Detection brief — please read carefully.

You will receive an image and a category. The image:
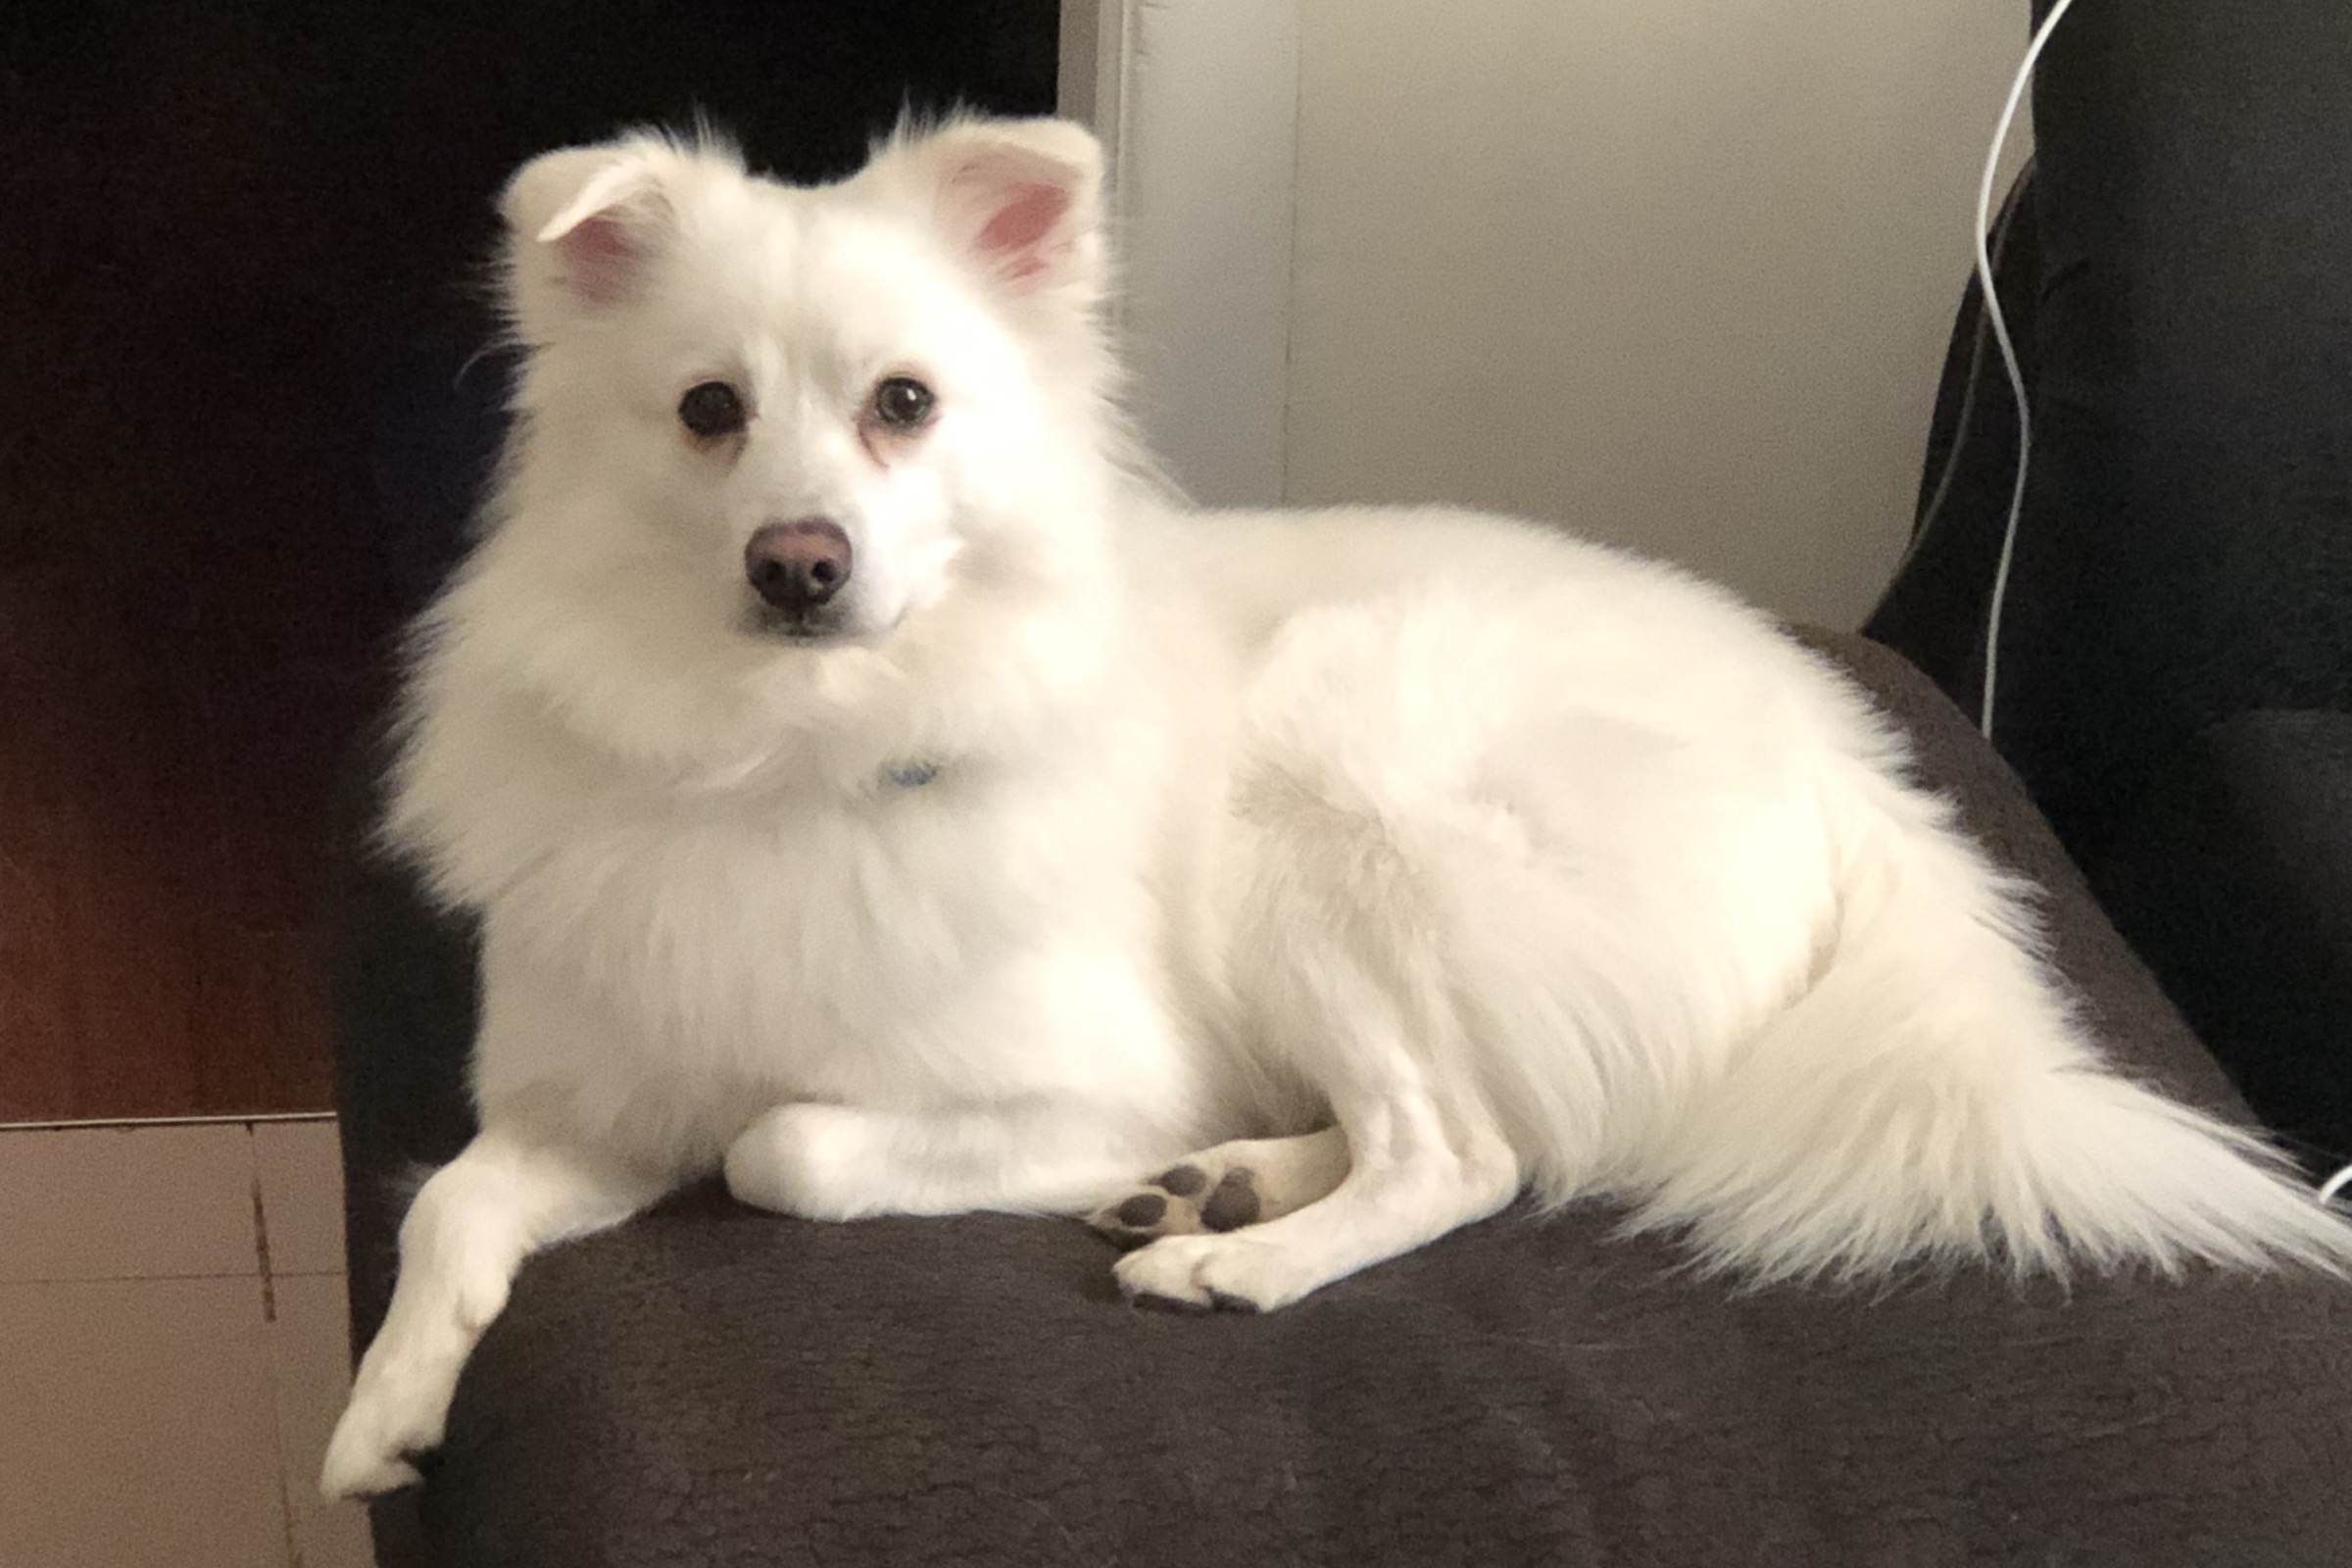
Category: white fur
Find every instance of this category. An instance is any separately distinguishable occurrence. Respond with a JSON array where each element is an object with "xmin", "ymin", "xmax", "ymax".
[{"xmin": 323, "ymin": 118, "xmax": 2352, "ymax": 1498}]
